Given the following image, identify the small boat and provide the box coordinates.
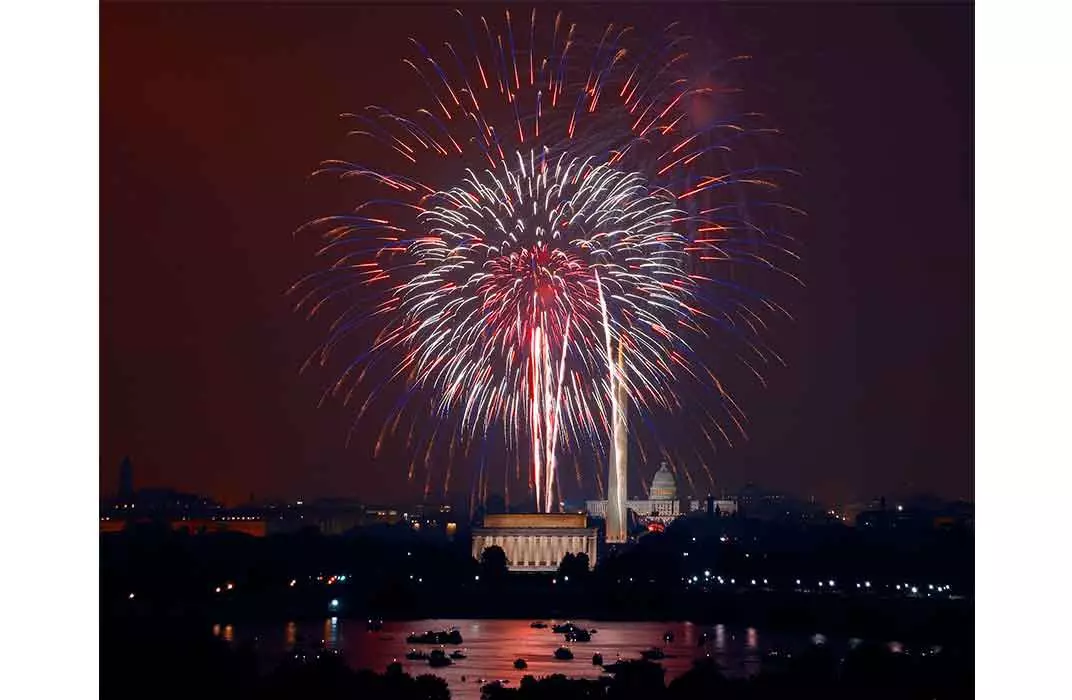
[640,647,666,661]
[514,658,528,670]
[554,647,574,660]
[565,628,591,642]
[450,650,467,660]
[405,649,427,661]
[552,622,578,634]
[406,629,464,645]
[367,618,384,632]
[592,653,603,666]
[589,628,598,634]
[663,631,675,643]
[529,621,548,629]
[428,649,453,667]
[601,661,630,674]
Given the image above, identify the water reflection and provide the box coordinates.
[324,617,340,648]
[216,618,866,700]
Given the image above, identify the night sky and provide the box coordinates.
[101,2,973,507]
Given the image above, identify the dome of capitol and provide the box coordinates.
[650,463,678,501]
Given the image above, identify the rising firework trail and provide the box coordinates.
[294,8,800,511]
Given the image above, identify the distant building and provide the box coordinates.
[472,513,598,572]
[688,496,738,516]
[586,462,686,523]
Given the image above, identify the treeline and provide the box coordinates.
[102,516,971,643]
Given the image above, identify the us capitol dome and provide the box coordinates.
[585,461,683,522]
[649,463,678,501]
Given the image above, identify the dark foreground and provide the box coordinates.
[101,614,971,700]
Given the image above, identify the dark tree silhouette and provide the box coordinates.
[558,552,590,579]
[480,544,509,578]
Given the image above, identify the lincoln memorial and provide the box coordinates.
[471,513,599,572]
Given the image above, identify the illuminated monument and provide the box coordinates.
[588,462,684,524]
[605,340,629,543]
[471,513,598,572]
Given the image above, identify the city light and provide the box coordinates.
[226,582,234,590]
[330,599,339,609]
[474,575,480,581]
[215,586,221,593]
[290,579,296,587]
[128,593,135,600]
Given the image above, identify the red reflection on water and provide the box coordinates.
[219,619,830,700]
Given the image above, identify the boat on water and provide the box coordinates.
[554,647,574,660]
[565,628,592,642]
[592,653,604,666]
[641,647,666,661]
[529,621,548,629]
[428,649,453,668]
[405,649,428,661]
[601,661,630,674]
[514,658,528,670]
[450,650,467,660]
[406,629,463,645]
[366,618,384,632]
[663,631,675,643]
[551,622,579,634]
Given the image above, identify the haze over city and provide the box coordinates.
[102,2,971,508]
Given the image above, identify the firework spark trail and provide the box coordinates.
[294,9,799,509]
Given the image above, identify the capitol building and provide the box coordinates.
[585,462,684,523]
[585,462,738,525]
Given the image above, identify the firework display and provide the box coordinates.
[294,9,797,510]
